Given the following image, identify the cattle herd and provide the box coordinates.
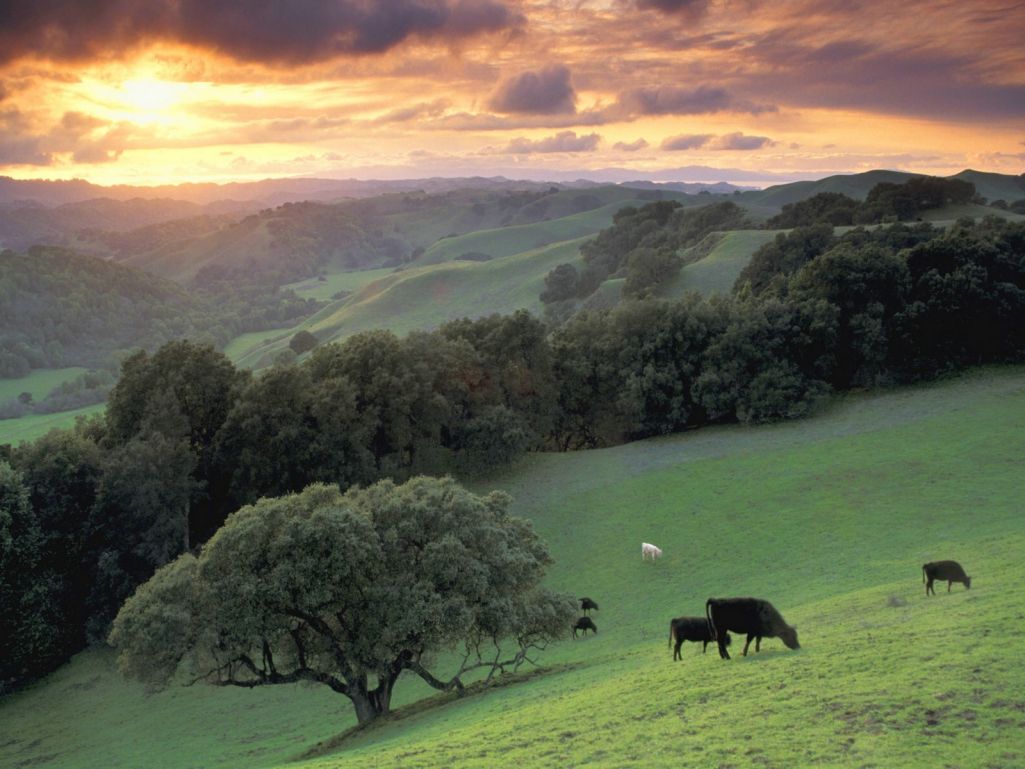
[570,546,972,661]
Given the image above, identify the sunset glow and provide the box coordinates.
[1,0,1022,185]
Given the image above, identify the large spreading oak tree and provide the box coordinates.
[109,476,575,724]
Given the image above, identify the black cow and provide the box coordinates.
[580,597,599,614]
[573,616,598,637]
[923,560,971,595]
[705,597,800,660]
[669,616,731,660]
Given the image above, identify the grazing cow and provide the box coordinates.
[923,560,971,595]
[669,616,731,660]
[641,542,663,561]
[580,597,599,614]
[705,597,800,660]
[573,616,598,638]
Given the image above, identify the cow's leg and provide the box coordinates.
[743,634,754,656]
[673,641,682,661]
[718,637,731,659]
[926,579,934,596]
[702,640,708,654]
[947,581,952,593]
[755,636,762,653]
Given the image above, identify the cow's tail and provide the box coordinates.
[705,598,718,641]
[669,621,676,650]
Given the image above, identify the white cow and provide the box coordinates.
[641,542,662,561]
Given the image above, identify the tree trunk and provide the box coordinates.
[368,675,397,717]
[348,671,399,724]
[350,691,380,725]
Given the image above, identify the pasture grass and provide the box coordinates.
[416,202,627,266]
[3,366,1025,767]
[0,368,88,402]
[0,403,103,446]
[227,238,588,367]
[283,268,397,302]
[666,229,778,297]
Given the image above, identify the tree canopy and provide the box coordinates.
[109,476,575,724]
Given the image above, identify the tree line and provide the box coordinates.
[539,176,1015,309]
[3,214,1024,693]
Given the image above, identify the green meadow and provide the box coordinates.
[228,238,588,367]
[0,368,96,445]
[0,368,88,402]
[0,403,104,446]
[4,365,1024,768]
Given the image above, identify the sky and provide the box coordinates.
[1,0,1023,186]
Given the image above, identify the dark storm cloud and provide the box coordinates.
[0,0,522,66]
[488,65,577,115]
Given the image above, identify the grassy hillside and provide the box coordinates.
[0,367,87,402]
[3,366,1024,768]
[0,403,104,445]
[414,195,688,268]
[952,170,1025,203]
[664,229,779,297]
[744,170,918,210]
[229,238,587,367]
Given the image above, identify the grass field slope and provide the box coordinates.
[229,238,588,367]
[3,365,1024,769]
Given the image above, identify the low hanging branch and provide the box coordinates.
[109,477,577,724]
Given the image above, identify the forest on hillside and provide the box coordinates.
[2,210,1023,693]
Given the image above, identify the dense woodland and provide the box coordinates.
[0,246,319,380]
[2,202,1024,691]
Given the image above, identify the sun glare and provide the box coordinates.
[90,76,191,126]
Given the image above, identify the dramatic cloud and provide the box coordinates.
[488,65,577,115]
[0,0,521,65]
[635,0,711,19]
[711,132,774,150]
[661,134,713,150]
[661,132,774,151]
[613,85,776,116]
[490,131,600,154]
[614,138,649,152]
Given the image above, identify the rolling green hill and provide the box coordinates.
[743,170,919,210]
[664,229,779,297]
[0,367,87,403]
[229,238,588,368]
[952,170,1025,203]
[3,366,1024,769]
[0,403,104,445]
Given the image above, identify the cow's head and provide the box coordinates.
[780,624,800,650]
